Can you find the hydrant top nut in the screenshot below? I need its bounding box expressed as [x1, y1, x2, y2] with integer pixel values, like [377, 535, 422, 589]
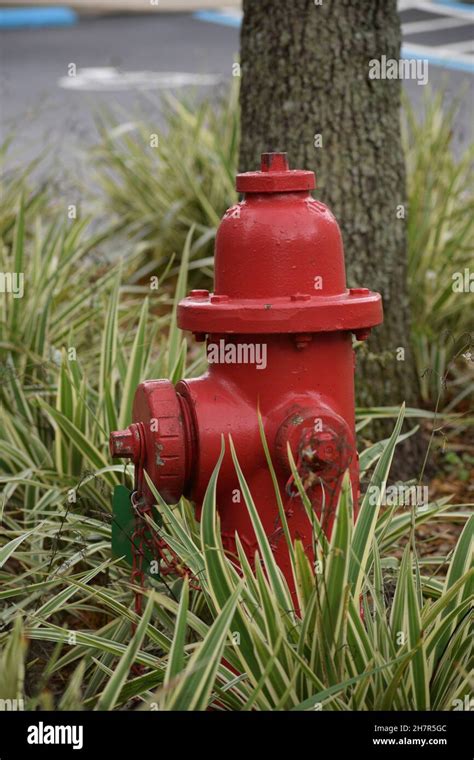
[236, 151, 316, 193]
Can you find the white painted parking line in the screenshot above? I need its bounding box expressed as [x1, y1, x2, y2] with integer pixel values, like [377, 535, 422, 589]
[402, 41, 474, 69]
[399, 2, 474, 71]
[58, 68, 223, 91]
[441, 39, 474, 52]
[402, 1, 473, 20]
[402, 17, 470, 34]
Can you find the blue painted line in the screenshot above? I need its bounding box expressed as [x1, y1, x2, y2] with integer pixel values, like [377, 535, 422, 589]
[402, 46, 474, 74]
[194, 10, 242, 28]
[0, 7, 77, 29]
[433, 0, 474, 13]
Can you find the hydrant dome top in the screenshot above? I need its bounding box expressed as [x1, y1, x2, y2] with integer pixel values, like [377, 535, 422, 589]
[236, 152, 316, 193]
[178, 150, 383, 335]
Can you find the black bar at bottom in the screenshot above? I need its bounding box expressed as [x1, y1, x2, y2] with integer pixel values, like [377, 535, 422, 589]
[0, 709, 471, 758]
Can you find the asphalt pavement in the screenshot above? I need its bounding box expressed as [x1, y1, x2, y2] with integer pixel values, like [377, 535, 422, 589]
[0, 3, 472, 179]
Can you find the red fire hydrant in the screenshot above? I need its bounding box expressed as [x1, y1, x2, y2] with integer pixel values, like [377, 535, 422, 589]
[110, 152, 383, 586]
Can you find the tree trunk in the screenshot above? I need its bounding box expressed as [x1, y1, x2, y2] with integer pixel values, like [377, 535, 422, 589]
[239, 0, 420, 434]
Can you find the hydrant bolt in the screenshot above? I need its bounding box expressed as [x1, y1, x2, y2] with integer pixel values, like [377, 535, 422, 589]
[354, 328, 371, 341]
[294, 333, 312, 350]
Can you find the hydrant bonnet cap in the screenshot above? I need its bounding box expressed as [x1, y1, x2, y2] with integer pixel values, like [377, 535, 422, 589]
[236, 151, 316, 193]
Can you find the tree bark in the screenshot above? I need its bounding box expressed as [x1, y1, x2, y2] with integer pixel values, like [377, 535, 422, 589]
[239, 0, 420, 429]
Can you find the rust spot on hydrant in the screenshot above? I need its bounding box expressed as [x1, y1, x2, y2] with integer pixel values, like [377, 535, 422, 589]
[155, 442, 165, 467]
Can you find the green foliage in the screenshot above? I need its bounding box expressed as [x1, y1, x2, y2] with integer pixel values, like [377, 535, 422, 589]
[443, 451, 474, 482]
[0, 187, 200, 521]
[403, 91, 474, 401]
[0, 91, 472, 711]
[92, 85, 239, 277]
[1, 211, 469, 709]
[0, 140, 48, 241]
[140, 409, 472, 711]
[1, 394, 471, 710]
